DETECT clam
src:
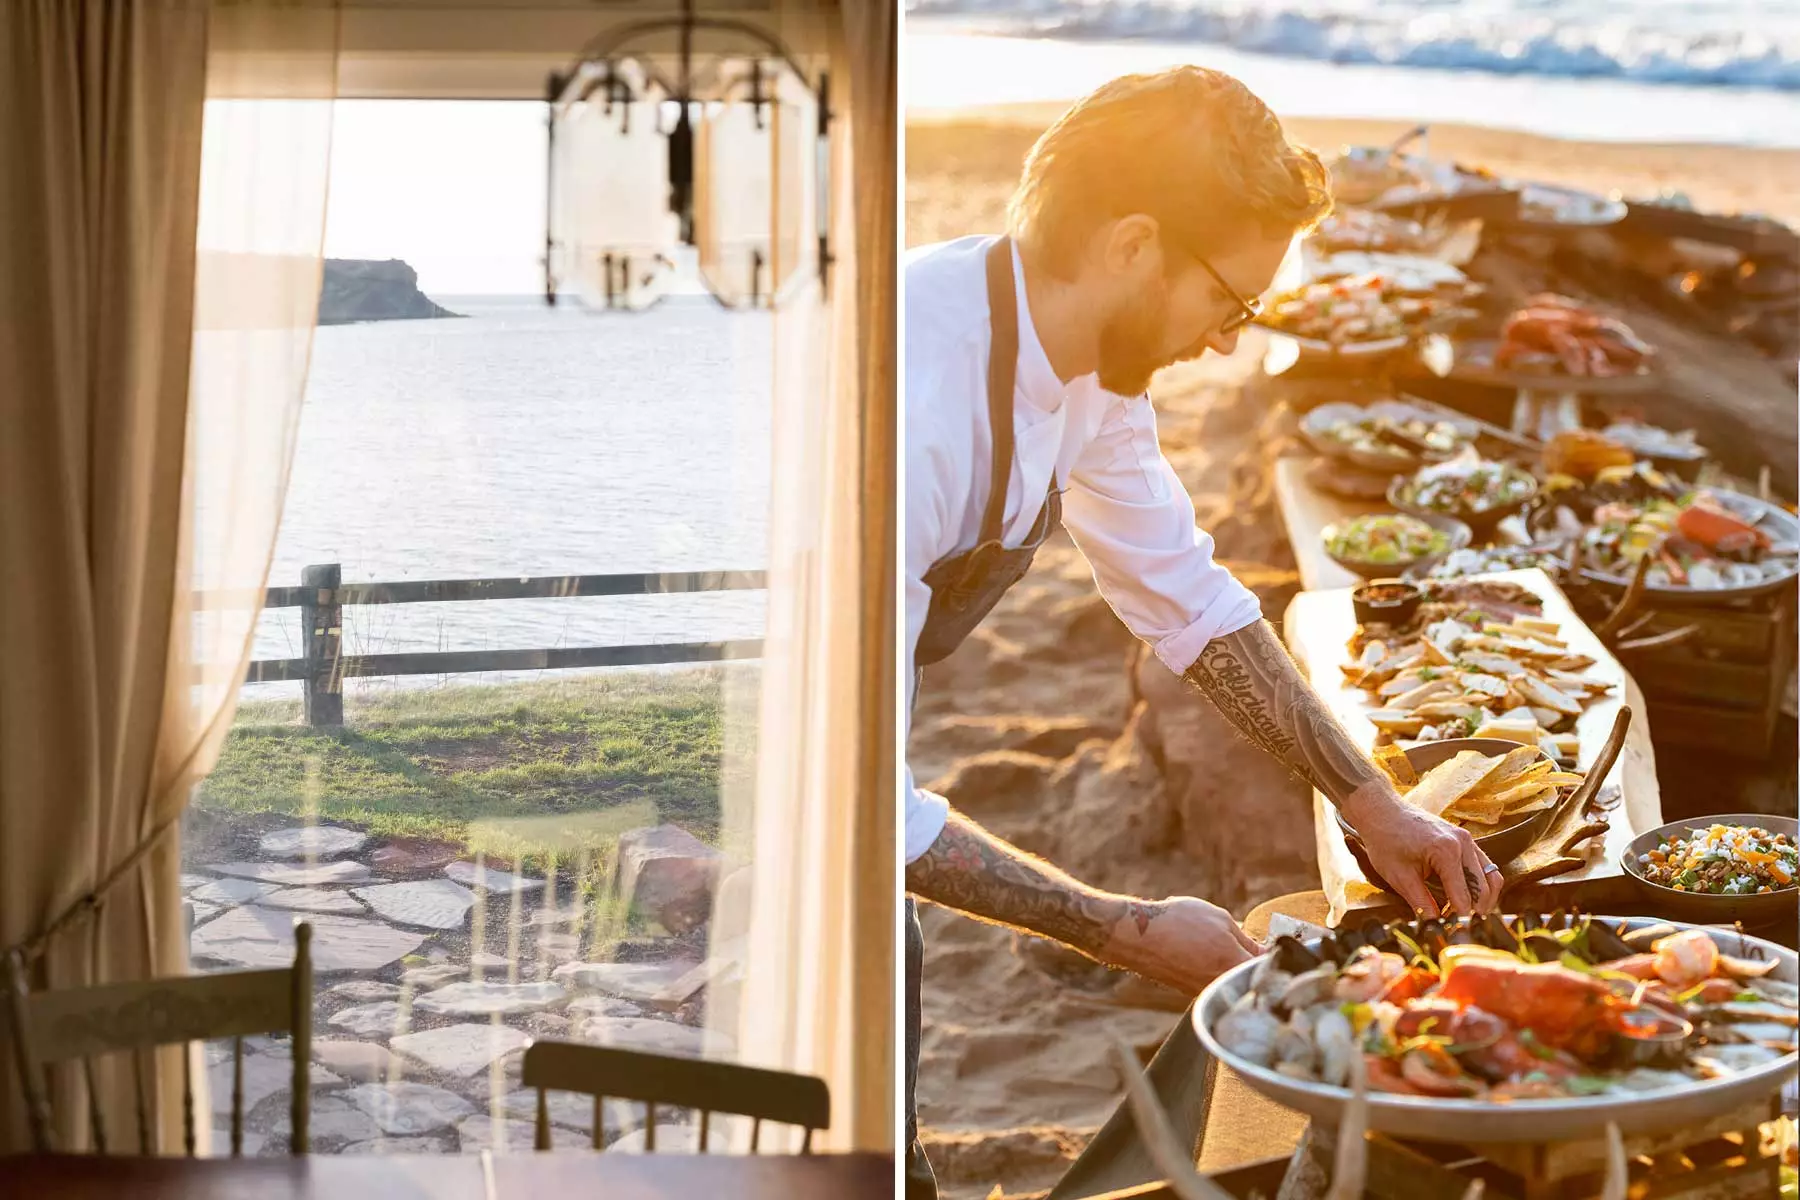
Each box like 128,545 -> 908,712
1280,964 -> 1340,1013
1217,992 -> 1284,1067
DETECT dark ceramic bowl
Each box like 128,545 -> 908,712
1619,813 -> 1800,931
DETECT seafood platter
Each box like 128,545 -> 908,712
1195,912 -> 1798,1142
1310,209 -> 1440,255
1454,295 -> 1658,387
1258,269 -> 1482,356
1527,461 -> 1800,600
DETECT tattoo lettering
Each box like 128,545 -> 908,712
1184,620 -> 1385,808
905,811 -> 1153,963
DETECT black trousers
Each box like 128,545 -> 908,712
905,897 -> 938,1199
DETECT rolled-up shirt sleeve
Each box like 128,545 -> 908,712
1062,393 -> 1263,674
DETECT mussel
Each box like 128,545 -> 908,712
1272,935 -> 1325,975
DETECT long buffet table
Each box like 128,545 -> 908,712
1269,454 -> 1666,923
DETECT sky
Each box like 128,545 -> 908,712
324,101 -> 548,296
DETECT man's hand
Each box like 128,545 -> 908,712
1340,779 -> 1500,916
1100,895 -> 1263,996
906,811 -> 1260,990
1184,621 -> 1499,916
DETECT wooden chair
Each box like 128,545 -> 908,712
519,1040 -> 830,1154
3,922 -> 314,1156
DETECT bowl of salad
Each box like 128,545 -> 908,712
1390,454 -> 1539,535
1621,814 -> 1800,926
1322,512 -> 1470,579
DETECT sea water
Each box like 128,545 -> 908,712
241,297 -> 771,696
907,1 -> 1800,146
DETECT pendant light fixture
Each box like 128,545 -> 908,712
544,0 -> 831,312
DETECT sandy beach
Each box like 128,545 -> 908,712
906,106 -> 1800,1199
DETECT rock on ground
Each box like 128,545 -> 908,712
328,1001 -> 407,1038
412,980 -> 566,1018
207,1053 -> 342,1117
340,1135 -> 450,1154
352,880 -> 477,931
311,1039 -> 402,1083
390,1023 -> 531,1078
259,826 -> 368,859
191,907 -> 426,973
572,1016 -> 728,1060
401,963 -> 466,990
342,1082 -> 475,1136
207,860 -> 372,886
308,1096 -> 386,1143
190,878 -> 278,906
614,825 -> 722,935
328,980 -> 402,1002
256,887 -> 367,916
551,960 -> 692,1004
499,1088 -> 640,1139
445,861 -> 545,896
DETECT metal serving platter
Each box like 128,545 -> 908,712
1571,488 -> 1800,604
1501,183 -> 1628,231
1299,400 -> 1482,475
1193,915 -> 1797,1143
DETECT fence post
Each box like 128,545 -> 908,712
301,563 -> 343,728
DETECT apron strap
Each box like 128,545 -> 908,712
979,237 -> 1019,548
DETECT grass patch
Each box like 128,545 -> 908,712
200,667 -> 757,862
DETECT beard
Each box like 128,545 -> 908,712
1095,275 -> 1178,396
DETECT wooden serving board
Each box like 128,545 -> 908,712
1281,568 -> 1663,923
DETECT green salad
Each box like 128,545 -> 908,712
1324,514 -> 1451,565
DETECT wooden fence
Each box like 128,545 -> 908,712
244,563 -> 765,726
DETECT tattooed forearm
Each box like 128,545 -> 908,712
1184,620 -> 1388,814
905,810 -> 1155,961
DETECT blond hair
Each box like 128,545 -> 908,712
1007,67 -> 1332,278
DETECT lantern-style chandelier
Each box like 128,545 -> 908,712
544,0 -> 831,312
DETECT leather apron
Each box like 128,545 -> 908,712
914,237 -> 1063,667
907,237 -> 1061,1200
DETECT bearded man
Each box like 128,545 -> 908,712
901,67 -> 1499,1198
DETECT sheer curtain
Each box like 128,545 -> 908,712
714,0 -> 896,1154
0,0 -> 336,1153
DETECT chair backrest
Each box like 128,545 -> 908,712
3,922 -> 314,1157
519,1040 -> 830,1154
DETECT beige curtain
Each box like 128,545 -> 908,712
0,0 -> 336,1153
719,0 -> 896,1154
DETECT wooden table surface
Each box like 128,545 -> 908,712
1280,568 -> 1663,923
1270,455 -> 1531,593
0,1151 -> 894,1198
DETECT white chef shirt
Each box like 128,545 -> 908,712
904,236 -> 1264,864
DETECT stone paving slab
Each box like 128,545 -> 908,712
190,902 -> 221,926
455,1114 -> 547,1154
445,862 -> 545,896
312,1040 -> 402,1083
209,1128 -> 267,1157
340,1135 -> 450,1155
391,1023 -> 530,1078
207,1053 -> 342,1117
260,826 -> 368,860
342,1082 -> 475,1136
572,1016 -> 726,1059
191,907 -> 426,972
207,860 -> 372,887
353,880 -> 476,930
309,1096 -> 386,1143
551,960 -> 695,1004
181,874 -> 213,891
412,981 -> 566,1018
608,1123 -> 731,1154
190,878 -> 279,906
328,1001 -> 408,1038
400,963 -> 465,990
328,980 -> 402,1003
256,887 -> 366,916
498,1088 -> 640,1139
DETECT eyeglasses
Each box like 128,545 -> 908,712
1191,251 -> 1263,336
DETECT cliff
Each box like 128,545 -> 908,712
318,259 -> 459,325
